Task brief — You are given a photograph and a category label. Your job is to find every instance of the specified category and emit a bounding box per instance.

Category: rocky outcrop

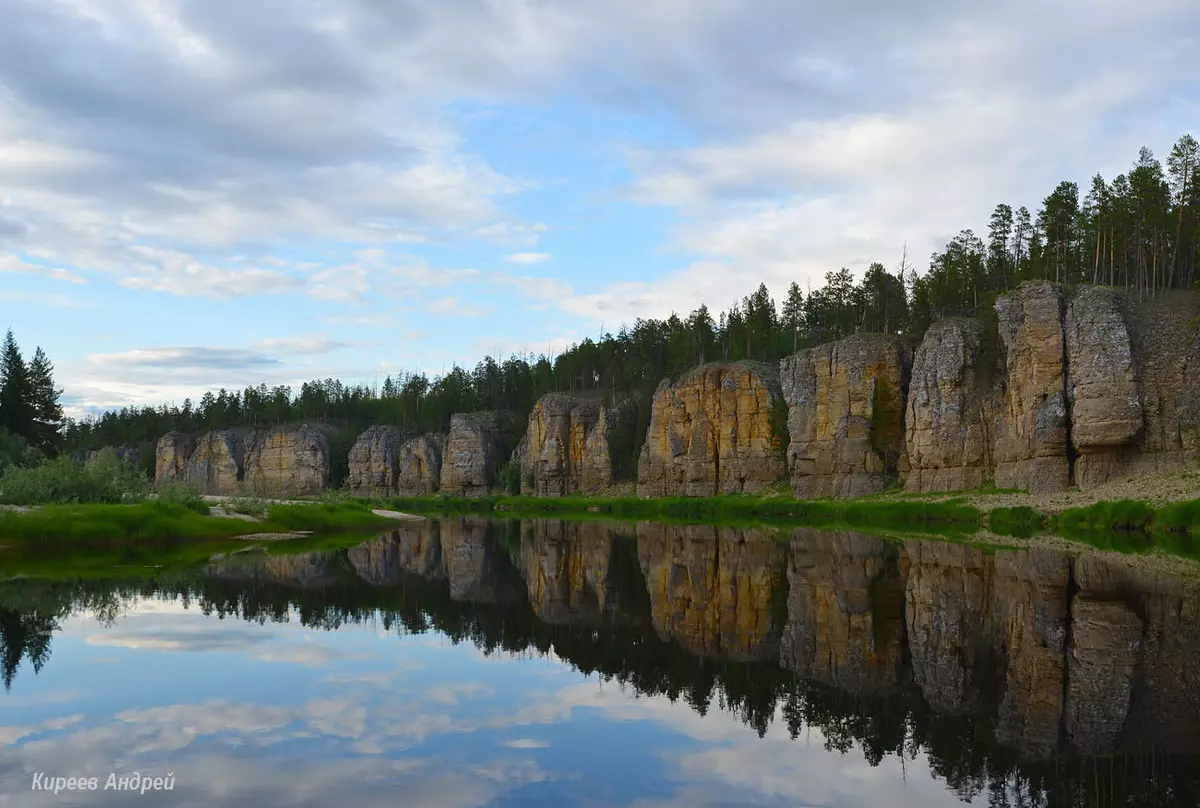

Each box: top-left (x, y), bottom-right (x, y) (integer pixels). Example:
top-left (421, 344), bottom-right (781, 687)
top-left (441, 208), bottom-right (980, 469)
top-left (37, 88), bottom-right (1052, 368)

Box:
top-left (636, 522), bottom-right (787, 660)
top-left (781, 334), bottom-right (908, 498)
top-left (397, 434), bottom-right (444, 495)
top-left (636, 362), bottom-right (786, 497)
top-left (515, 394), bottom-right (610, 496)
top-left (347, 426), bottom-right (411, 497)
top-left (155, 432), bottom-right (194, 484)
top-left (905, 319), bottom-right (996, 493)
top-left (85, 445), bottom-right (142, 469)
top-left (206, 551), bottom-right (343, 588)
top-left (349, 524), bottom-right (444, 585)
top-left (181, 429), bottom-right (247, 495)
top-left (439, 412), bottom-right (518, 497)
top-left (438, 517), bottom-right (523, 603)
top-left (243, 424), bottom-right (331, 497)
top-left (781, 529), bottom-right (906, 694)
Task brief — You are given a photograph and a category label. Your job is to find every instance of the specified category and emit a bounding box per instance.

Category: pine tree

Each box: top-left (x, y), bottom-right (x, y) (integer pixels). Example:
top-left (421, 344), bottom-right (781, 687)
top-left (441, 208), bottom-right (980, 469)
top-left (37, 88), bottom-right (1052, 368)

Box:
top-left (781, 282), bottom-right (804, 354)
top-left (27, 347), bottom-right (63, 454)
top-left (0, 331), bottom-right (34, 442)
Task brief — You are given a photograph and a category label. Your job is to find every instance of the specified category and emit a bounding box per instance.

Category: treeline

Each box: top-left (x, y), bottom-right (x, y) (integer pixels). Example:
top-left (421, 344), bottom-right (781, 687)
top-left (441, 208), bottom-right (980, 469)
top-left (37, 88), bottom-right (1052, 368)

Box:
top-left (62, 134), bottom-right (1200, 461)
top-left (0, 330), bottom-right (65, 469)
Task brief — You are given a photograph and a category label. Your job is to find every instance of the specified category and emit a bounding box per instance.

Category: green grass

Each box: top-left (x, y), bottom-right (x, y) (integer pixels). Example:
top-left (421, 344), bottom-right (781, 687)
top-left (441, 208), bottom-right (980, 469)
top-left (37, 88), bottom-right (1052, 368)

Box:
top-left (0, 501), bottom-right (397, 545)
top-left (376, 492), bottom-right (983, 534)
top-left (0, 452), bottom-right (151, 505)
top-left (987, 506), bottom-right (1045, 538)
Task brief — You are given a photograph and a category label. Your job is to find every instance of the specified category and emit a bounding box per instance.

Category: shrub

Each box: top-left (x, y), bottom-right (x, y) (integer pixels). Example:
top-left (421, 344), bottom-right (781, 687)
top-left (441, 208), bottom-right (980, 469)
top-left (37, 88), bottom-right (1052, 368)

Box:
top-left (499, 460), bottom-right (522, 495)
top-left (155, 482), bottom-right (210, 515)
top-left (0, 451), bottom-right (150, 505)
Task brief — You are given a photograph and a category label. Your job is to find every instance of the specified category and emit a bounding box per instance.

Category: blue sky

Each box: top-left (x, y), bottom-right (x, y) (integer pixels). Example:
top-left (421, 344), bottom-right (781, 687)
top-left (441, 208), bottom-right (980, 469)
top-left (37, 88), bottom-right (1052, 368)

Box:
top-left (0, 0), bottom-right (1197, 416)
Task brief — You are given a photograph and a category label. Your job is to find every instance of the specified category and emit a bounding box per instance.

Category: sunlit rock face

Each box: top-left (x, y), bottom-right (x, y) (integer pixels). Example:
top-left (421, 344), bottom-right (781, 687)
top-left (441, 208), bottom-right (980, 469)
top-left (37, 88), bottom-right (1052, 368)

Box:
top-left (183, 429), bottom-right (247, 496)
top-left (904, 319), bottom-right (996, 493)
top-left (397, 434), bottom-right (444, 496)
top-left (439, 412), bottom-right (519, 498)
top-left (636, 362), bottom-right (786, 497)
top-left (992, 281), bottom-right (1072, 494)
top-left (780, 529), bottom-right (906, 695)
top-left (242, 424), bottom-right (331, 497)
top-left (155, 431), bottom-right (194, 485)
top-left (347, 426), bottom-right (412, 497)
top-left (515, 394), bottom-right (611, 496)
top-left (635, 522), bottom-right (787, 661)
top-left (780, 334), bottom-right (908, 499)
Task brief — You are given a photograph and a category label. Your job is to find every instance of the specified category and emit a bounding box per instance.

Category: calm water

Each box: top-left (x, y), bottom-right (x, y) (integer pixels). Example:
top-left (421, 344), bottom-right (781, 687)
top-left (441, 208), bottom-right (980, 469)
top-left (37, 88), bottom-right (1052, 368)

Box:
top-left (2, 518), bottom-right (1199, 807)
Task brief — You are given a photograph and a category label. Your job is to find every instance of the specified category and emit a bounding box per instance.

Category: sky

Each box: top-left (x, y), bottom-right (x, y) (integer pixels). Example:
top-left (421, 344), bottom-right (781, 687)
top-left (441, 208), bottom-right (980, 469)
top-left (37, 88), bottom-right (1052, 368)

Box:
top-left (0, 0), bottom-right (1197, 417)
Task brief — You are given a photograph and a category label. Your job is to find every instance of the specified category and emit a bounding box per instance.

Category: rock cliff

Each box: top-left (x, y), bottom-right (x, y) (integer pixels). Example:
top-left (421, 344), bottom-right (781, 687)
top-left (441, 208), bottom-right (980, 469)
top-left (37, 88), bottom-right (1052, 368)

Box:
top-left (514, 394), bottom-right (611, 496)
top-left (439, 411), bottom-right (518, 497)
top-left (178, 429), bottom-right (246, 495)
top-left (516, 519), bottom-right (617, 624)
top-left (636, 362), bottom-right (786, 497)
top-left (348, 524), bottom-right (444, 585)
top-left (904, 319), bottom-right (996, 493)
top-left (346, 425), bottom-right (412, 497)
top-left (780, 334), bottom-right (908, 498)
top-left (243, 423), bottom-right (331, 497)
top-left (397, 434), bottom-right (445, 495)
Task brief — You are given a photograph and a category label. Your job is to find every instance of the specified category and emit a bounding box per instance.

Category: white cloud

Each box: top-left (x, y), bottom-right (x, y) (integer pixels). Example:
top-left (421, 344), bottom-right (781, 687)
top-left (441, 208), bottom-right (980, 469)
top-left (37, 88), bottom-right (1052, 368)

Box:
top-left (504, 252), bottom-right (551, 265)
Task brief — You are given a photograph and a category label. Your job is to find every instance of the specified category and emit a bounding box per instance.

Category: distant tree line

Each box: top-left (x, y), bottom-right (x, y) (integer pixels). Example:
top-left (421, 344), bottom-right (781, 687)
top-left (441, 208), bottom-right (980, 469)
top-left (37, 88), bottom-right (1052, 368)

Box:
top-left (58, 134), bottom-right (1200, 469)
top-left (0, 330), bottom-right (65, 469)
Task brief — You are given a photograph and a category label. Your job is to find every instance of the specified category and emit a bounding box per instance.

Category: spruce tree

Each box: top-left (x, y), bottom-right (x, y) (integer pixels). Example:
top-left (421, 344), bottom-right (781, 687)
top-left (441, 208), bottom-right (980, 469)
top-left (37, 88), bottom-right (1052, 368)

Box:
top-left (28, 347), bottom-right (63, 454)
top-left (0, 330), bottom-right (33, 442)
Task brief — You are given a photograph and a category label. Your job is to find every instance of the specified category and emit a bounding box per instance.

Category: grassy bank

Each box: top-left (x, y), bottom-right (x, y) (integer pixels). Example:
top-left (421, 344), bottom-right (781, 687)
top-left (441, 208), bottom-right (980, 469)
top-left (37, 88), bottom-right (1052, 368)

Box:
top-left (0, 500), bottom-right (398, 545)
top-left (378, 493), bottom-right (984, 533)
top-left (988, 499), bottom-right (1200, 557)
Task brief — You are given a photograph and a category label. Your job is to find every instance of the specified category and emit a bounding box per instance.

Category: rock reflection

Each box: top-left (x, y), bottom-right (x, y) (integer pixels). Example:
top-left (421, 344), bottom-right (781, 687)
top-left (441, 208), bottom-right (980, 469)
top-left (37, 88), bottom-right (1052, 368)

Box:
top-left (3, 519), bottom-right (1200, 806)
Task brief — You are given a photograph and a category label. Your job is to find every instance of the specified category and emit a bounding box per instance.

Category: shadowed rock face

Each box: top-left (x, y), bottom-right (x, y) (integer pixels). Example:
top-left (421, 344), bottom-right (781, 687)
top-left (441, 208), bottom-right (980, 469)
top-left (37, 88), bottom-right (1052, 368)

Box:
top-left (348, 524), bottom-right (444, 585)
top-left (439, 412), bottom-right (518, 497)
top-left (636, 362), bottom-right (786, 497)
top-left (905, 319), bottom-right (996, 493)
top-left (780, 334), bottom-right (908, 498)
top-left (155, 432), bottom-right (195, 484)
top-left (515, 394), bottom-right (610, 496)
top-left (438, 517), bottom-right (525, 603)
top-left (516, 520), bottom-right (617, 625)
top-left (206, 551), bottom-right (344, 588)
top-left (347, 426), bottom-right (412, 497)
top-left (397, 434), bottom-right (444, 496)
top-left (243, 424), bottom-right (331, 497)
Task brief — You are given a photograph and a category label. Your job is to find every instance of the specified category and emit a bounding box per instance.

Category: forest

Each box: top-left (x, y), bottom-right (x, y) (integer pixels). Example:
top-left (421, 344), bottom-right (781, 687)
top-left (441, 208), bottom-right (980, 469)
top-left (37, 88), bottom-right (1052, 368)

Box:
top-left (4, 134), bottom-right (1195, 477)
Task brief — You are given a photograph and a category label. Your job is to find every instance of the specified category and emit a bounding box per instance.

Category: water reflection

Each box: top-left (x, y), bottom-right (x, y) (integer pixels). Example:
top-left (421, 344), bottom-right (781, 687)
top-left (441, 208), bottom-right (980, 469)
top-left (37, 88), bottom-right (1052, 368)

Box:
top-left (2, 518), bottom-right (1200, 806)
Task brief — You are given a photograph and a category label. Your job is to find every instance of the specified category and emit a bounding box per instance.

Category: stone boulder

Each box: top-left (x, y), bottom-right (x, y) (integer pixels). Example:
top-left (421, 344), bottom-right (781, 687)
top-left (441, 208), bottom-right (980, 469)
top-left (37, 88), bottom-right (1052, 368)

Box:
top-left (993, 282), bottom-right (1071, 493)
top-left (439, 412), bottom-right (518, 497)
top-left (243, 424), bottom-right (331, 497)
top-left (182, 429), bottom-right (246, 496)
top-left (347, 425), bottom-right (412, 497)
top-left (397, 434), bottom-right (444, 495)
top-left (905, 319), bottom-right (996, 492)
top-left (515, 394), bottom-right (613, 496)
top-left (780, 334), bottom-right (908, 499)
top-left (636, 362), bottom-right (786, 497)
top-left (155, 431), bottom-right (195, 485)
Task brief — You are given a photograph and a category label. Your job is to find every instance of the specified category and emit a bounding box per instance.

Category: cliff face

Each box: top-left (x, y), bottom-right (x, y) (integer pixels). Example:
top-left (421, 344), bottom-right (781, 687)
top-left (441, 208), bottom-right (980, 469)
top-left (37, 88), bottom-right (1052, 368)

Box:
top-left (780, 334), bottom-right (908, 498)
top-left (243, 424), bottom-right (331, 497)
top-left (636, 362), bottom-right (786, 497)
top-left (904, 319), bottom-right (996, 493)
top-left (397, 434), bottom-right (444, 495)
top-left (515, 394), bottom-right (611, 496)
top-left (155, 432), bottom-right (194, 484)
top-left (439, 412), bottom-right (518, 497)
top-left (516, 519), bottom-right (617, 624)
top-left (636, 522), bottom-right (787, 660)
top-left (348, 524), bottom-right (444, 585)
top-left (347, 425), bottom-right (411, 497)
top-left (181, 429), bottom-right (246, 495)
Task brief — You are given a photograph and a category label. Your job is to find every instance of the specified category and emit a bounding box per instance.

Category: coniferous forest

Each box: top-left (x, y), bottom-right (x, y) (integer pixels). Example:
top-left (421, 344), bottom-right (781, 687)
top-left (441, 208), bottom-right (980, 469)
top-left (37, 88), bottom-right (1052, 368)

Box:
top-left (2, 135), bottom-right (1196, 478)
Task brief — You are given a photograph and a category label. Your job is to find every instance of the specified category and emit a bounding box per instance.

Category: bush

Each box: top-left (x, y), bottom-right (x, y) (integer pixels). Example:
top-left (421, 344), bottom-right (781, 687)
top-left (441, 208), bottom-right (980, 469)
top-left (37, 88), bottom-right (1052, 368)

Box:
top-left (499, 460), bottom-right (522, 495)
top-left (0, 451), bottom-right (150, 505)
top-left (155, 482), bottom-right (210, 515)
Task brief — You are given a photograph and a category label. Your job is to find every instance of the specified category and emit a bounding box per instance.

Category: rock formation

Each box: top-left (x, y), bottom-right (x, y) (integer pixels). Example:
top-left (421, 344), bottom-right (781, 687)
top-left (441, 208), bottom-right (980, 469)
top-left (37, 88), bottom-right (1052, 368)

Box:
top-left (349, 523), bottom-right (444, 585)
top-left (636, 522), bottom-right (787, 660)
top-left (516, 519), bottom-right (617, 624)
top-left (636, 362), bottom-right (786, 497)
top-left (243, 424), bottom-right (331, 497)
top-left (397, 434), bottom-right (445, 495)
top-left (904, 319), bottom-right (996, 493)
top-left (155, 432), bottom-right (195, 485)
top-left (439, 411), bottom-right (519, 497)
top-left (515, 394), bottom-right (612, 496)
top-left (347, 425), bottom-right (412, 497)
top-left (181, 429), bottom-right (246, 495)
top-left (780, 334), bottom-right (908, 498)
